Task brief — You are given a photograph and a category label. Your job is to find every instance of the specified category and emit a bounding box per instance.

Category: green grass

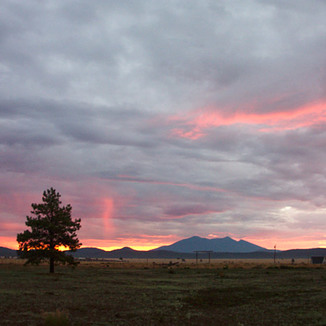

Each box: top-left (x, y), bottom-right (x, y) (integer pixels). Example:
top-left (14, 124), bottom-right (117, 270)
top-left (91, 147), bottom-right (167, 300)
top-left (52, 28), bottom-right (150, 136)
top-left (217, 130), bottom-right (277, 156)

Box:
top-left (1, 261), bottom-right (326, 325)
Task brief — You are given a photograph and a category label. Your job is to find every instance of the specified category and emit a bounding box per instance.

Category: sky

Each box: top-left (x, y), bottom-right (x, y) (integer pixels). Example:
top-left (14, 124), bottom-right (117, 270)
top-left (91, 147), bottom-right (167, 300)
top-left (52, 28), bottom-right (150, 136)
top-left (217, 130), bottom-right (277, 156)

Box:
top-left (1, 0), bottom-right (326, 251)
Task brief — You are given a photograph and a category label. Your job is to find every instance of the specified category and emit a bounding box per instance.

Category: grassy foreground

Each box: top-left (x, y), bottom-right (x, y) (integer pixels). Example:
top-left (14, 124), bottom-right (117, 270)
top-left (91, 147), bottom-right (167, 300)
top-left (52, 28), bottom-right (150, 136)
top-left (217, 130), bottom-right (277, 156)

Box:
top-left (1, 260), bottom-right (326, 325)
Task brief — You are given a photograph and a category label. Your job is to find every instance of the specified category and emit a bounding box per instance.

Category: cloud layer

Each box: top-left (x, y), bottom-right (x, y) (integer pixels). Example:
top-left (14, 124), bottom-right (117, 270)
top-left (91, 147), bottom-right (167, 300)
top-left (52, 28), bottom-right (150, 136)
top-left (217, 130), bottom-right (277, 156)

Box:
top-left (1, 0), bottom-right (326, 250)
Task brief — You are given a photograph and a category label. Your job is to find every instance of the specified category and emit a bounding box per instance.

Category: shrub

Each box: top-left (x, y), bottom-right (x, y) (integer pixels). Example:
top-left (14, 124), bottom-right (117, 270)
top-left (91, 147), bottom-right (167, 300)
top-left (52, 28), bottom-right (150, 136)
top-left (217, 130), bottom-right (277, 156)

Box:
top-left (168, 268), bottom-right (175, 274)
top-left (43, 309), bottom-right (71, 326)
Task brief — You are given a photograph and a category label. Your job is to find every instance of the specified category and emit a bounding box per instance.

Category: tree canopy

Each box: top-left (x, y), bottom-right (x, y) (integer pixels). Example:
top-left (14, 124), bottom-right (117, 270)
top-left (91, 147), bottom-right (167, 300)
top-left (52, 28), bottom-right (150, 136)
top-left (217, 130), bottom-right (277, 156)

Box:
top-left (17, 187), bottom-right (81, 273)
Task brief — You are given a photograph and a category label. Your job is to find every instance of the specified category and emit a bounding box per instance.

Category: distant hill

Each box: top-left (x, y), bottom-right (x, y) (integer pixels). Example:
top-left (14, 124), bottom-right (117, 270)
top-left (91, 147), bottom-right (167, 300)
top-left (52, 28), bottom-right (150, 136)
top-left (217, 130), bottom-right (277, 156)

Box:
top-left (68, 247), bottom-right (107, 258)
top-left (153, 236), bottom-right (269, 253)
top-left (0, 247), bottom-right (17, 257)
top-left (67, 247), bottom-right (326, 259)
top-left (2, 240), bottom-right (326, 260)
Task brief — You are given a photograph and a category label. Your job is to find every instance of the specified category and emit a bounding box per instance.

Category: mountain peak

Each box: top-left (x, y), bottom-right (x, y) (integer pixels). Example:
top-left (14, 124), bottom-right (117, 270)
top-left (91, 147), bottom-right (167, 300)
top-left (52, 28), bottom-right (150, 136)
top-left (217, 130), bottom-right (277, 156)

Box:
top-left (112, 246), bottom-right (135, 252)
top-left (187, 236), bottom-right (204, 240)
top-left (121, 247), bottom-right (134, 251)
top-left (154, 236), bottom-right (268, 253)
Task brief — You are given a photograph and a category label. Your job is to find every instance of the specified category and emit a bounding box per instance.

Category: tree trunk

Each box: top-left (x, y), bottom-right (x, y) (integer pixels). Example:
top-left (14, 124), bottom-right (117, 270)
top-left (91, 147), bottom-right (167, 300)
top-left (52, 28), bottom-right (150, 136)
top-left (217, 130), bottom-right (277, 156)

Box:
top-left (50, 257), bottom-right (54, 273)
top-left (49, 233), bottom-right (54, 273)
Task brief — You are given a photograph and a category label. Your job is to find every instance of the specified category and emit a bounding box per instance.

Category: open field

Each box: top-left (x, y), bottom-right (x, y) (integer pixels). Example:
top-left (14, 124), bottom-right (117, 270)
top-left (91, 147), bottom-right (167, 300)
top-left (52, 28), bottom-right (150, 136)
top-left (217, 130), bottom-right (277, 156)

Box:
top-left (1, 259), bottom-right (326, 325)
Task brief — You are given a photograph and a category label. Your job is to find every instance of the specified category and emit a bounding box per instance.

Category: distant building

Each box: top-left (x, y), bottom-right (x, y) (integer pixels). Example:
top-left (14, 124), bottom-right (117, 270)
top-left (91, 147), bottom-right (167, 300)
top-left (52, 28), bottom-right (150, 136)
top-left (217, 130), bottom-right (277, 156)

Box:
top-left (311, 256), bottom-right (324, 264)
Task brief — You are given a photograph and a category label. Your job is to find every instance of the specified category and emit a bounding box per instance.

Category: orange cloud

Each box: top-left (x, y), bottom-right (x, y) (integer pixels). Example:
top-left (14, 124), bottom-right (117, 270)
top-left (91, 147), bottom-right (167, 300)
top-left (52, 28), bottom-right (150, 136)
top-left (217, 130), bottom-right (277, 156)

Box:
top-left (170, 101), bottom-right (326, 139)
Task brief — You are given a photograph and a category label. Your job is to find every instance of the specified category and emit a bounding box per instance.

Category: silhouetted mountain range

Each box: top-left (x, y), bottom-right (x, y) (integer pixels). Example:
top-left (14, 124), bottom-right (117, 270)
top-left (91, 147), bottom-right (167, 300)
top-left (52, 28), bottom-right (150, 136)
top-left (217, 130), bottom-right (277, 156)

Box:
top-left (2, 237), bottom-right (326, 259)
top-left (153, 236), bottom-right (268, 253)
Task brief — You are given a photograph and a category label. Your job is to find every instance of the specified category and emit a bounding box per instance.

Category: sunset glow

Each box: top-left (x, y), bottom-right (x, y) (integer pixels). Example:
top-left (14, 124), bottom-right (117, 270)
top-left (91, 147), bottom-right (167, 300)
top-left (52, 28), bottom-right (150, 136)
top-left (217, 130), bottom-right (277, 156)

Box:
top-left (0, 237), bottom-right (19, 250)
top-left (81, 235), bottom-right (180, 252)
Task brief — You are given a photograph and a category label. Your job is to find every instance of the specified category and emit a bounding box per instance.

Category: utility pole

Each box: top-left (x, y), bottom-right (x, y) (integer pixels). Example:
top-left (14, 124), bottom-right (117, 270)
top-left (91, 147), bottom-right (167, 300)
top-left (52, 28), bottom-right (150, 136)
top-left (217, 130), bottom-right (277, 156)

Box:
top-left (274, 244), bottom-right (276, 264)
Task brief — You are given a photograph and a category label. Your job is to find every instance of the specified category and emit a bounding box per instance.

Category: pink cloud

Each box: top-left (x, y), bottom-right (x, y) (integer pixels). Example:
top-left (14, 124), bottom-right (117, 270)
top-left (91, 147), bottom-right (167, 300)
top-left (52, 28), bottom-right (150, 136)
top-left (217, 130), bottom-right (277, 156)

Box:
top-left (102, 198), bottom-right (115, 235)
top-left (169, 101), bottom-right (326, 139)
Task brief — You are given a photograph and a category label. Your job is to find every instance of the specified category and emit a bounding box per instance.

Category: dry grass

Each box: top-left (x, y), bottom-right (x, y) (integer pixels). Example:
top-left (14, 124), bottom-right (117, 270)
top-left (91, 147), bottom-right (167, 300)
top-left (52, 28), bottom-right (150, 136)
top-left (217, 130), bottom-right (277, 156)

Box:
top-left (1, 258), bottom-right (326, 325)
top-left (76, 257), bottom-right (313, 270)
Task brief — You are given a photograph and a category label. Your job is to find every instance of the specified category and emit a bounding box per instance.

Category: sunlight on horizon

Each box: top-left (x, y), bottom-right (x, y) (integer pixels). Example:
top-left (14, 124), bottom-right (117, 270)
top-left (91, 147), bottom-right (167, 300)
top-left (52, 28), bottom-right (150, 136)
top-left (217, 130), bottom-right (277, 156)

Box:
top-left (2, 235), bottom-right (325, 252)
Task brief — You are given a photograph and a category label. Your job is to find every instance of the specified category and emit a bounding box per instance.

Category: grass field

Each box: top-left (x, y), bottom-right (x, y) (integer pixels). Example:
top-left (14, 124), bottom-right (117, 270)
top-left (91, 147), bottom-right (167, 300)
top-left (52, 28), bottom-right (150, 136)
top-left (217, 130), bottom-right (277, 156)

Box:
top-left (1, 259), bottom-right (326, 325)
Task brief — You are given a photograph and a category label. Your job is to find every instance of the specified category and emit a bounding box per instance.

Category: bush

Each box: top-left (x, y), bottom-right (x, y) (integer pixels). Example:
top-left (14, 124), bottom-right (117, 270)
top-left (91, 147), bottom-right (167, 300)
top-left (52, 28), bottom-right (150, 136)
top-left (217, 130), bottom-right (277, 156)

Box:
top-left (43, 310), bottom-right (71, 326)
top-left (168, 268), bottom-right (175, 274)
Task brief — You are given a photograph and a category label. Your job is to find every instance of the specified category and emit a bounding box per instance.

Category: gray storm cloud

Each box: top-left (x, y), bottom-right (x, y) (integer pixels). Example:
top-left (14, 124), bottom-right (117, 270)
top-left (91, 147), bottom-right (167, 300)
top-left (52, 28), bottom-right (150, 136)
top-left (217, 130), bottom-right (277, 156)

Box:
top-left (1, 0), bottom-right (326, 249)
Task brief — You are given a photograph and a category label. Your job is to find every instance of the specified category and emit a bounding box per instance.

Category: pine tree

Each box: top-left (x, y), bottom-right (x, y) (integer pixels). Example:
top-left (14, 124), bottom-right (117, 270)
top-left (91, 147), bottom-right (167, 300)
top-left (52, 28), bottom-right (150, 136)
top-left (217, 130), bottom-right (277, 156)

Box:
top-left (17, 188), bottom-right (82, 273)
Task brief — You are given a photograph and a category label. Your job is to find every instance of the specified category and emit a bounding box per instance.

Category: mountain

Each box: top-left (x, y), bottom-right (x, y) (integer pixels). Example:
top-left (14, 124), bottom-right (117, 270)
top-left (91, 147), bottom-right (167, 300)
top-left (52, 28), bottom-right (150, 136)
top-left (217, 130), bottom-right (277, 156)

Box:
top-left (65, 247), bottom-right (326, 259)
top-left (67, 247), bottom-right (148, 259)
top-left (153, 236), bottom-right (269, 253)
top-left (68, 247), bottom-right (107, 258)
top-left (0, 246), bottom-right (17, 257)
top-left (2, 245), bottom-right (326, 260)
